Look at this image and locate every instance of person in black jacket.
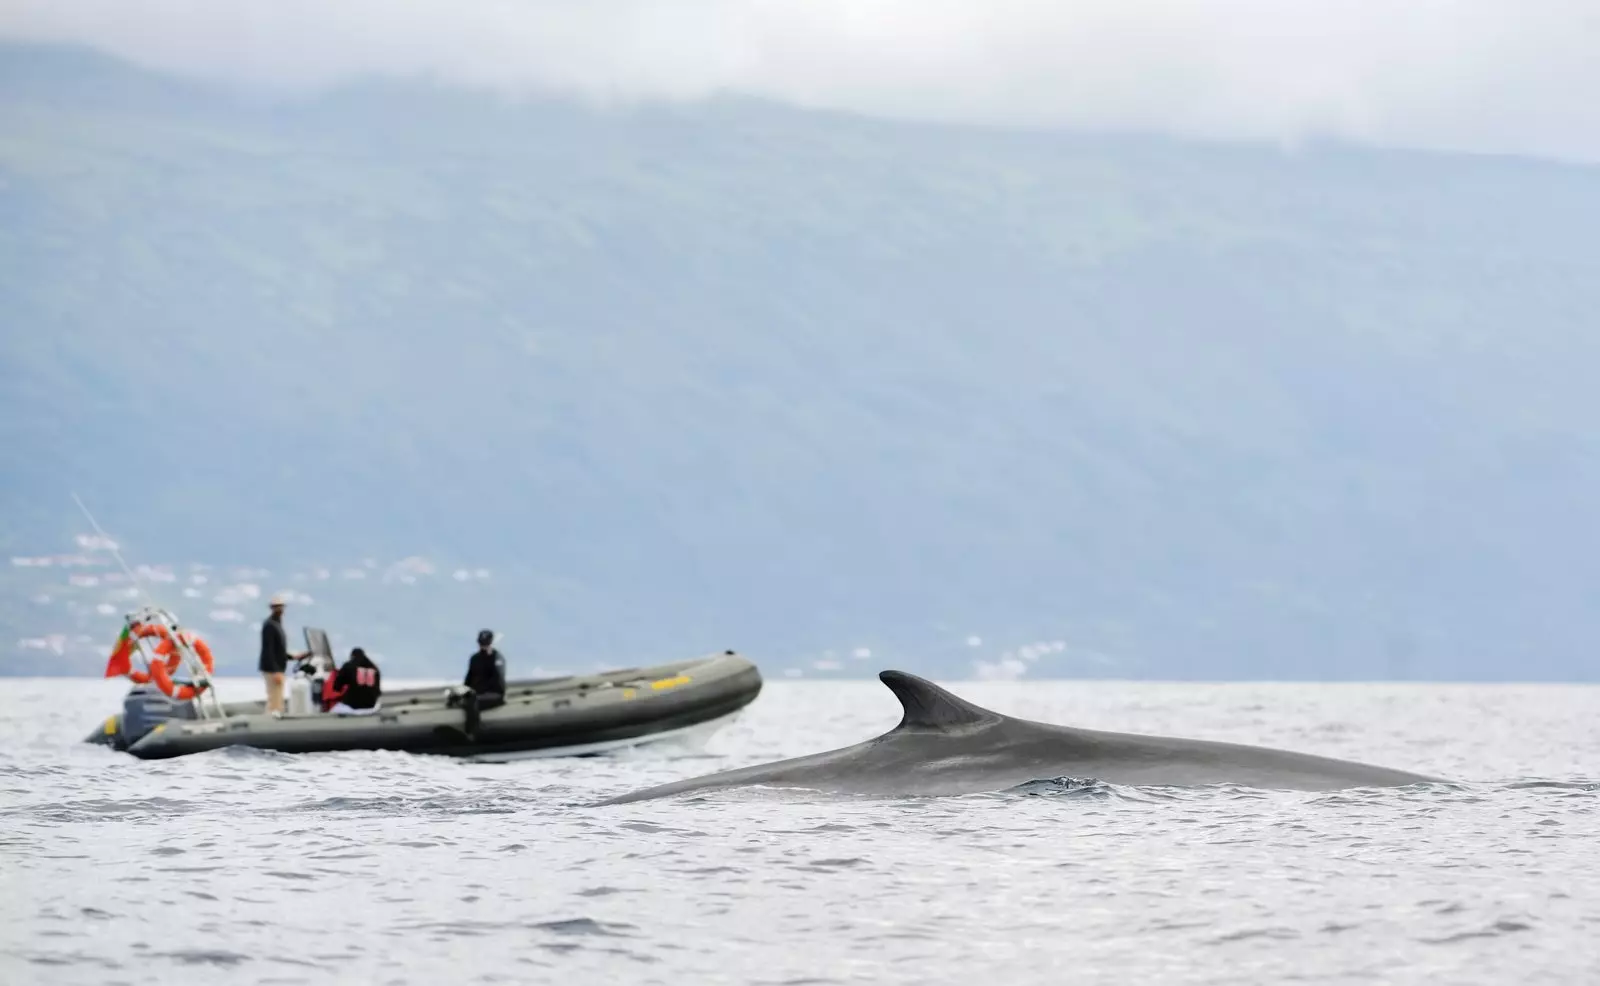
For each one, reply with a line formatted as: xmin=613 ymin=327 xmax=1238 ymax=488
xmin=455 ymin=629 xmax=506 ymax=737
xmin=325 ymin=647 xmax=382 ymax=715
xmin=258 ymin=596 xmax=308 ymax=715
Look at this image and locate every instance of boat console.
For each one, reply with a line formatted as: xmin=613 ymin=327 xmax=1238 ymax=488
xmin=287 ymin=627 xmax=338 ymax=715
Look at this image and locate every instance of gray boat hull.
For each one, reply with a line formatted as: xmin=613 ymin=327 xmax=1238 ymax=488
xmin=85 ymin=651 xmax=762 ymax=761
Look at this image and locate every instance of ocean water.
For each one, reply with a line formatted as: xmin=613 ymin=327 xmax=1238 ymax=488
xmin=1 ymin=674 xmax=1596 ymax=985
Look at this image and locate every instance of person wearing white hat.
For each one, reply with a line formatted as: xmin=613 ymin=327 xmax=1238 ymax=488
xmin=258 ymin=594 xmax=307 ymax=715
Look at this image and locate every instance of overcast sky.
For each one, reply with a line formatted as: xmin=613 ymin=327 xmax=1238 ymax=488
xmin=4 ymin=0 xmax=1598 ymax=163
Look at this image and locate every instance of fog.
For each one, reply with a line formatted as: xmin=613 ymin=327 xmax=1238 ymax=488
xmin=3 ymin=0 xmax=1597 ymax=162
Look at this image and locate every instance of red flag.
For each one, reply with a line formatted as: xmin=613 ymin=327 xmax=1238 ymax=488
xmin=104 ymin=625 xmax=134 ymax=678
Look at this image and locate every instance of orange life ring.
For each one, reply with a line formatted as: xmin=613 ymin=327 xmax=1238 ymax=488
xmin=116 ymin=623 xmax=165 ymax=683
xmin=132 ymin=624 xmax=216 ymax=700
xmin=150 ymin=658 xmax=209 ymax=701
xmin=154 ymin=632 xmax=215 ymax=674
xmin=112 ymin=623 xmax=215 ymax=695
xmin=132 ymin=623 xmax=183 ymax=674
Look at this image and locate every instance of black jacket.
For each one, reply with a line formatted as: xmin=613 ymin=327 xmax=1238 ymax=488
xmin=259 ymin=616 xmax=289 ymax=673
xmin=331 ymin=651 xmax=382 ymax=709
xmin=464 ymin=647 xmax=506 ymax=697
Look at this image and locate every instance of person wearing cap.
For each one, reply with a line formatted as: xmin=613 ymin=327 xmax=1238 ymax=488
xmin=456 ymin=629 xmax=507 ymax=738
xmin=259 ymin=595 xmax=308 ymax=715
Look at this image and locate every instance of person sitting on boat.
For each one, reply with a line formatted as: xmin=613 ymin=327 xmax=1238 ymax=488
xmin=450 ymin=629 xmax=506 ymax=737
xmin=322 ymin=647 xmax=382 ymax=716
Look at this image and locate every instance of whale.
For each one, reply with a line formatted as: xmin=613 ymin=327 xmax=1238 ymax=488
xmin=594 ymin=670 xmax=1444 ymax=804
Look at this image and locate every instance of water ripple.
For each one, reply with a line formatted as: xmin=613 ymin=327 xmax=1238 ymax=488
xmin=2 ymin=678 xmax=1597 ymax=985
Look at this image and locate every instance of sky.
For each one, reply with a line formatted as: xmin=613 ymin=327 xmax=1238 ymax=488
xmin=2 ymin=1 xmax=1598 ymax=162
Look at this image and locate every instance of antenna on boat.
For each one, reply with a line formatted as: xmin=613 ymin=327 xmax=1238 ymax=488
xmin=71 ymin=491 xmax=151 ymax=603
xmin=71 ymin=492 xmax=227 ymax=720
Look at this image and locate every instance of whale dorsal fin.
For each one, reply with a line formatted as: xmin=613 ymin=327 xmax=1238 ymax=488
xmin=879 ymin=670 xmax=1003 ymax=731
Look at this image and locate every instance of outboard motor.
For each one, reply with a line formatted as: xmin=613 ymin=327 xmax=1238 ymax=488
xmin=117 ymin=683 xmax=199 ymax=749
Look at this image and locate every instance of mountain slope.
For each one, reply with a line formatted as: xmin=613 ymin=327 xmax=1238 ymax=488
xmin=5 ymin=43 xmax=1600 ymax=680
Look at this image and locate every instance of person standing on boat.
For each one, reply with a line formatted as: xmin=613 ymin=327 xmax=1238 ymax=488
xmin=258 ymin=595 xmax=307 ymax=715
xmin=457 ymin=629 xmax=507 ymax=738
xmin=324 ymin=647 xmax=382 ymax=715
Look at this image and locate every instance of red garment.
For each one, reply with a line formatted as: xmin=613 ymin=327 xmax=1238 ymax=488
xmin=321 ymin=673 xmax=345 ymax=712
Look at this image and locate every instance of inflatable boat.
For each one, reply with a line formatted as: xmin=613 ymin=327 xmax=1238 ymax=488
xmin=84 ymin=607 xmax=763 ymax=761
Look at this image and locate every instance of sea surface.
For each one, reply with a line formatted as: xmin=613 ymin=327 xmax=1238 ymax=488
xmin=1 ymin=675 xmax=1596 ymax=985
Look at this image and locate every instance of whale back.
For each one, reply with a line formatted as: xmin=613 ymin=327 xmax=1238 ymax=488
xmin=591 ymin=669 xmax=1443 ymax=805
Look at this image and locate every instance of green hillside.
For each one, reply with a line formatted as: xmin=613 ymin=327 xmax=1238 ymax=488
xmin=5 ymin=43 xmax=1600 ymax=680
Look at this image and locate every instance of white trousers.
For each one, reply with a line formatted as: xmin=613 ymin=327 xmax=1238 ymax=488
xmin=331 ymin=702 xmax=380 ymax=715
